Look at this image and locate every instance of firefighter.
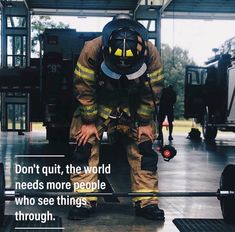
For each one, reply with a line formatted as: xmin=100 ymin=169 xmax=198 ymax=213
xmin=68 ymin=14 xmax=165 ymax=221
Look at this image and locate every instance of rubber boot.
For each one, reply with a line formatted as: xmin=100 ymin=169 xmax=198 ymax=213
xmin=68 ymin=201 xmax=97 ymax=220
xmin=135 ymin=201 xmax=165 ymax=220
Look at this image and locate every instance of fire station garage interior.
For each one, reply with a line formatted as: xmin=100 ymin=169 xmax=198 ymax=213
xmin=0 ymin=0 xmax=235 ymax=231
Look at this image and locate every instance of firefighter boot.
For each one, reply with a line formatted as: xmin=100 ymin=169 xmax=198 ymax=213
xmin=68 ymin=201 xmax=97 ymax=220
xmin=135 ymin=201 xmax=165 ymax=220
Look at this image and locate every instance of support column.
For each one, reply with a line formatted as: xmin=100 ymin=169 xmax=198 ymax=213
xmin=0 ymin=1 xmax=31 ymax=132
xmin=135 ymin=5 xmax=161 ymax=51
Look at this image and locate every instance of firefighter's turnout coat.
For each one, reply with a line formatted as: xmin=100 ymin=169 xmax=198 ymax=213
xmin=70 ymin=36 xmax=164 ymax=206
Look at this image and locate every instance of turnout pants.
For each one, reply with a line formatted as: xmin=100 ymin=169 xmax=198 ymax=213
xmin=70 ymin=116 xmax=159 ymax=207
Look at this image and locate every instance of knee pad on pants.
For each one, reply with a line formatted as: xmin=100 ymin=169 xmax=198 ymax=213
xmin=72 ymin=143 xmax=92 ymax=168
xmin=138 ymin=141 xmax=158 ymax=172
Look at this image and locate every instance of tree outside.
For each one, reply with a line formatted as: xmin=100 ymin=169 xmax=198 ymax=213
xmin=161 ymin=44 xmax=196 ymax=119
xmin=31 ymin=16 xmax=69 ymax=56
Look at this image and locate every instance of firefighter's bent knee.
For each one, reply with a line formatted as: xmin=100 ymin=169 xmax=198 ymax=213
xmin=138 ymin=141 xmax=158 ymax=172
xmin=72 ymin=143 xmax=92 ymax=168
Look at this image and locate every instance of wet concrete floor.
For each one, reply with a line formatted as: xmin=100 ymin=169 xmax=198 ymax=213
xmin=0 ymin=130 xmax=235 ymax=231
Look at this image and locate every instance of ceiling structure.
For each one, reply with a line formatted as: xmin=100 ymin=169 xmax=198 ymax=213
xmin=162 ymin=0 xmax=235 ymax=19
xmin=3 ymin=0 xmax=235 ymax=19
xmin=25 ymin=0 xmax=140 ymax=16
xmin=27 ymin=0 xmax=139 ymax=10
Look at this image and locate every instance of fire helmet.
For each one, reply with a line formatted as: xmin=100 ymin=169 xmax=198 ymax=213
xmin=101 ymin=17 xmax=148 ymax=80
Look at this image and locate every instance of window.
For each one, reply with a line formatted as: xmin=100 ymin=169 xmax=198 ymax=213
xmin=187 ymin=71 xmax=200 ymax=85
xmin=7 ymin=16 xmax=26 ymax=28
xmin=7 ymin=35 xmax=27 ymax=67
xmin=138 ymin=20 xmax=156 ymax=32
xmin=7 ymin=103 xmax=26 ymax=130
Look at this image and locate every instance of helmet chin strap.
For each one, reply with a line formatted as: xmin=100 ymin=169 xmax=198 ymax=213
xmin=101 ymin=62 xmax=147 ymax=80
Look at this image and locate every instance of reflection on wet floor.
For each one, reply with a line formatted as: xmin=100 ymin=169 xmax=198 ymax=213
xmin=1 ymin=131 xmax=235 ymax=232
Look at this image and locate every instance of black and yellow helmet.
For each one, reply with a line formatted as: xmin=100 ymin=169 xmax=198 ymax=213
xmin=101 ymin=18 xmax=148 ymax=80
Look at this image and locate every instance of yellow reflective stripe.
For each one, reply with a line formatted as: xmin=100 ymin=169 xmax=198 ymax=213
xmin=81 ymin=110 xmax=98 ymax=115
xmin=81 ymin=112 xmax=98 ymax=117
xmin=77 ymin=62 xmax=95 ymax=75
xmin=150 ymin=74 xmax=164 ymax=84
xmin=137 ymin=105 xmax=153 ymax=117
xmin=98 ymin=105 xmax=113 ymax=119
xmin=137 ymin=112 xmax=152 ymax=117
xmin=99 ymin=112 xmax=109 ymax=119
xmin=132 ymin=196 xmax=158 ymax=203
xmin=132 ymin=189 xmax=158 ymax=203
xmin=148 ymin=68 xmax=163 ymax=78
xmin=121 ymin=107 xmax=130 ymax=116
xmin=74 ymin=68 xmax=95 ymax=82
xmin=84 ymin=196 xmax=98 ymax=201
xmin=81 ymin=104 xmax=97 ymax=111
xmin=99 ymin=105 xmax=113 ymax=114
xmin=75 ymin=188 xmax=97 ymax=202
xmin=137 ymin=113 xmax=151 ymax=118
xmin=80 ymin=104 xmax=98 ymax=116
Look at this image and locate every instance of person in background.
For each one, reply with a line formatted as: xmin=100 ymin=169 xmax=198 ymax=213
xmin=157 ymin=85 xmax=177 ymax=141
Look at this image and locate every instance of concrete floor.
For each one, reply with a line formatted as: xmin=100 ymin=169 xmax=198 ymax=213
xmin=1 ymin=130 xmax=235 ymax=231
